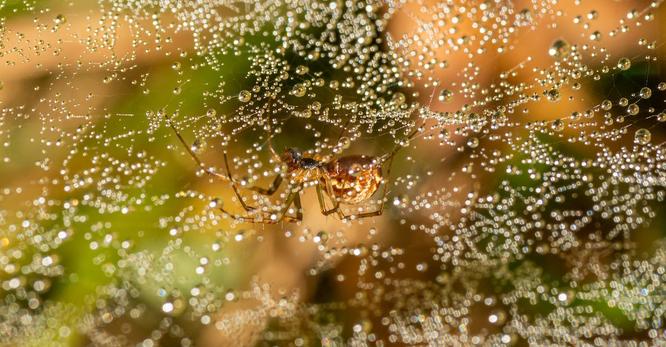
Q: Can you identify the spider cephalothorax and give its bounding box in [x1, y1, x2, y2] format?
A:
[282, 148, 320, 170]
[281, 148, 324, 183]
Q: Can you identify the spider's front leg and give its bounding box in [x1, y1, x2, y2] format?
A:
[223, 152, 285, 193]
[164, 116, 230, 182]
[223, 152, 284, 212]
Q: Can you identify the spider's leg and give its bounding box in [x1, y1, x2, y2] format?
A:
[372, 154, 395, 211]
[325, 178, 348, 220]
[218, 191, 301, 224]
[218, 206, 301, 224]
[248, 174, 283, 196]
[218, 205, 253, 221]
[242, 123, 284, 195]
[315, 185, 328, 212]
[265, 133, 282, 163]
[259, 99, 282, 163]
[337, 206, 384, 220]
[316, 184, 340, 216]
[261, 191, 299, 223]
[223, 152, 258, 212]
[334, 194, 386, 220]
[381, 123, 421, 163]
[292, 193, 303, 221]
[319, 184, 349, 220]
[245, 191, 305, 223]
[165, 117, 229, 181]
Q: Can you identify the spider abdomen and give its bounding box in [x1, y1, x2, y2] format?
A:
[324, 155, 383, 204]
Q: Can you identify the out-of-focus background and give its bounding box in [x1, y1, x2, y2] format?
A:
[1, 0, 666, 346]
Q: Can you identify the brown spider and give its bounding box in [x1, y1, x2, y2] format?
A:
[166, 117, 418, 223]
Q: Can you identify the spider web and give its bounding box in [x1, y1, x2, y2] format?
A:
[1, 0, 666, 345]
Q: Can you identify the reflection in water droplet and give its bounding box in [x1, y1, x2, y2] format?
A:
[589, 31, 602, 41]
[627, 104, 639, 116]
[546, 88, 560, 102]
[548, 39, 569, 58]
[438, 89, 453, 102]
[634, 128, 651, 145]
[292, 84, 306, 97]
[466, 137, 479, 148]
[551, 119, 564, 132]
[238, 90, 252, 102]
[617, 58, 631, 71]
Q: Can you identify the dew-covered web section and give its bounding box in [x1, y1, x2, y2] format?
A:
[1, 0, 666, 346]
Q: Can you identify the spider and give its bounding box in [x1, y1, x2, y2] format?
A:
[166, 116, 418, 223]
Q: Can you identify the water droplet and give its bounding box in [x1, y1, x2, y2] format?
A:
[291, 84, 306, 97]
[234, 232, 244, 242]
[589, 31, 602, 41]
[209, 198, 220, 208]
[516, 9, 533, 26]
[295, 65, 309, 75]
[548, 39, 569, 58]
[551, 119, 564, 132]
[639, 87, 652, 99]
[338, 137, 351, 150]
[626, 104, 639, 116]
[314, 231, 328, 244]
[466, 137, 479, 148]
[162, 302, 174, 313]
[54, 14, 66, 25]
[546, 88, 560, 102]
[191, 139, 205, 154]
[299, 109, 312, 118]
[438, 89, 453, 102]
[225, 289, 237, 301]
[392, 92, 406, 105]
[238, 90, 252, 102]
[634, 128, 651, 145]
[617, 58, 631, 71]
